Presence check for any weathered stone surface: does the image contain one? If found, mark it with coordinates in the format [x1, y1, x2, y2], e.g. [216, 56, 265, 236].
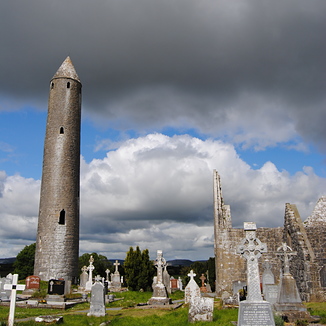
[188, 296, 214, 323]
[34, 57, 81, 282]
[87, 281, 106, 317]
[238, 302, 275, 326]
[35, 316, 63, 323]
[213, 170, 326, 302]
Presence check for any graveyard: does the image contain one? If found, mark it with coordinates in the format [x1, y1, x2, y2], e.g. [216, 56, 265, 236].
[1, 246, 326, 325]
[1, 58, 325, 326]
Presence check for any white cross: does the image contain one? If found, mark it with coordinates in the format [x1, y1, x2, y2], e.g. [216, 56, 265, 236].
[105, 269, 110, 281]
[188, 270, 196, 280]
[114, 260, 120, 273]
[4, 274, 26, 326]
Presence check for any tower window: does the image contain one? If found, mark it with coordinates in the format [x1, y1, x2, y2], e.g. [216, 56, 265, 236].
[60, 127, 64, 134]
[59, 209, 65, 225]
[67, 82, 70, 88]
[51, 82, 54, 89]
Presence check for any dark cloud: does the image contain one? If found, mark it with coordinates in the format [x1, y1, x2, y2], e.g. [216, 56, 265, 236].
[1, 0, 325, 149]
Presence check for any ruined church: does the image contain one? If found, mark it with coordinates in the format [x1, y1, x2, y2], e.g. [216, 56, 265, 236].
[213, 170, 326, 302]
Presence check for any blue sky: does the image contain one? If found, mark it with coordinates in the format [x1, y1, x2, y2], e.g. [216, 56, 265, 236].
[0, 0, 326, 261]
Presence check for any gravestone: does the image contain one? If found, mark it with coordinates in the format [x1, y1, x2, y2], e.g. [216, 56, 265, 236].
[170, 277, 178, 291]
[110, 260, 121, 290]
[80, 266, 88, 289]
[264, 284, 279, 305]
[178, 276, 183, 290]
[185, 270, 201, 304]
[274, 243, 311, 322]
[199, 274, 207, 293]
[236, 222, 274, 326]
[188, 296, 214, 322]
[262, 260, 275, 296]
[105, 269, 110, 282]
[25, 275, 40, 290]
[163, 264, 171, 294]
[148, 250, 171, 305]
[85, 255, 95, 291]
[0, 277, 11, 301]
[48, 279, 65, 295]
[87, 276, 106, 317]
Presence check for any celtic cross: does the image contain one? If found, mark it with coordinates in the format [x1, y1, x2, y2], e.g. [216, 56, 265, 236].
[237, 222, 267, 301]
[276, 242, 297, 274]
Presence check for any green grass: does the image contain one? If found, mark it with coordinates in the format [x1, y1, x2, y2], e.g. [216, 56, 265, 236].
[305, 301, 326, 324]
[8, 292, 326, 326]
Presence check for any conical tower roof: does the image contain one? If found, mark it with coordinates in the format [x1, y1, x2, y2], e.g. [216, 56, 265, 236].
[52, 56, 80, 83]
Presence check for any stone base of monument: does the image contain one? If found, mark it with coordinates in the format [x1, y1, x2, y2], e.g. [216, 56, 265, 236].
[148, 283, 172, 305]
[237, 301, 275, 326]
[46, 294, 66, 302]
[274, 303, 313, 323]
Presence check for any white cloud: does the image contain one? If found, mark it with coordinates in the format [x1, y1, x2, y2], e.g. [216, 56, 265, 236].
[1, 134, 325, 260]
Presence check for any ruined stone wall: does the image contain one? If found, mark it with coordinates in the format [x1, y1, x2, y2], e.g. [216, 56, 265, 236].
[215, 226, 283, 296]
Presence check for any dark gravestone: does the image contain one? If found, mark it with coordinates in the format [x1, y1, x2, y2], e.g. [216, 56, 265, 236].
[48, 279, 65, 295]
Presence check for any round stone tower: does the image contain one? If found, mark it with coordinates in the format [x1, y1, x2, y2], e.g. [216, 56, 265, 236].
[34, 57, 82, 282]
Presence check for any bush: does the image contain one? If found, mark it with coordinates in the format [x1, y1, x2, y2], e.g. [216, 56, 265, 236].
[295, 320, 308, 326]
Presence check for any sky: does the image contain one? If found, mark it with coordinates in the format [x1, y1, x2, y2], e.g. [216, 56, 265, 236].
[0, 0, 326, 262]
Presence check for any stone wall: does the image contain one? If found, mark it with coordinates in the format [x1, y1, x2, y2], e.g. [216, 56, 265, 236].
[213, 170, 326, 301]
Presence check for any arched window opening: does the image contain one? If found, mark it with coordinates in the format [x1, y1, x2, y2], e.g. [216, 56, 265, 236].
[59, 209, 65, 225]
[67, 82, 70, 88]
[51, 82, 54, 89]
[60, 127, 64, 134]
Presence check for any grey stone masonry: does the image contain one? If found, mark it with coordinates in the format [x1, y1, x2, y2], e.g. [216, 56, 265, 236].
[34, 57, 82, 282]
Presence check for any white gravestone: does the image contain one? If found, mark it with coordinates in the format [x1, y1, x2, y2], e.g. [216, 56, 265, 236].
[87, 275, 106, 317]
[80, 266, 88, 289]
[236, 222, 275, 326]
[4, 274, 26, 326]
[185, 270, 200, 304]
[148, 250, 171, 305]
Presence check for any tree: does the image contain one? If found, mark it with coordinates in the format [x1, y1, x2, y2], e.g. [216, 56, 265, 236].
[124, 246, 155, 291]
[13, 243, 36, 279]
[78, 252, 113, 277]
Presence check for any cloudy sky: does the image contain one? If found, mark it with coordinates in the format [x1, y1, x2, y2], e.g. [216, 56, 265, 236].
[0, 0, 325, 262]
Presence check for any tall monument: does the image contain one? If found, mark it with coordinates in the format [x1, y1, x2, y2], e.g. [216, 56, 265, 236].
[34, 57, 82, 282]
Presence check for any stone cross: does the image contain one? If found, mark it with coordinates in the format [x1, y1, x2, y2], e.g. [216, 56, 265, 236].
[154, 250, 166, 284]
[95, 275, 102, 282]
[114, 260, 120, 274]
[87, 255, 95, 282]
[200, 274, 206, 287]
[237, 222, 267, 301]
[81, 265, 88, 274]
[4, 274, 25, 326]
[276, 242, 297, 274]
[105, 268, 110, 281]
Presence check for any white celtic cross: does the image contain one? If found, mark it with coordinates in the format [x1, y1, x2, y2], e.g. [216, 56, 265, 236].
[4, 274, 26, 326]
[237, 222, 267, 302]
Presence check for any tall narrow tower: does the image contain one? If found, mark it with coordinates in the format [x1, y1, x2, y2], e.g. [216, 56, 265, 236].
[34, 57, 82, 282]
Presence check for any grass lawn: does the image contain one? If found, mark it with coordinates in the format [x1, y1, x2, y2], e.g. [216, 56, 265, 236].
[0, 292, 325, 325]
